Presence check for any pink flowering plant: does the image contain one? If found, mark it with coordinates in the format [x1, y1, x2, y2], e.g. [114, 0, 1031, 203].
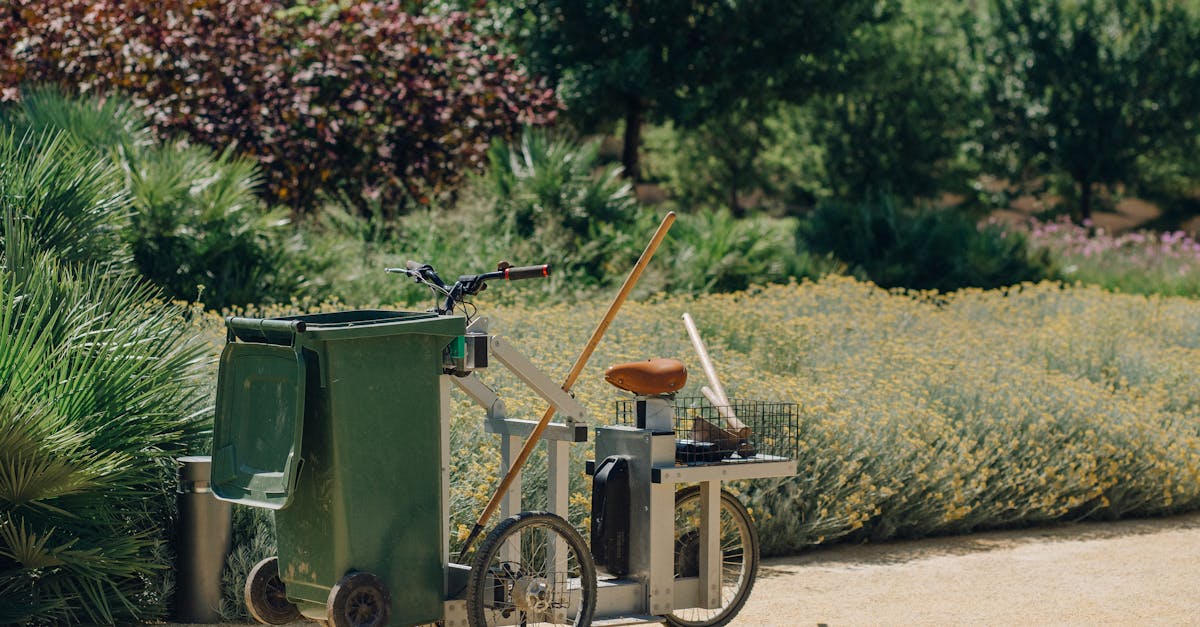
[1022, 216, 1200, 297]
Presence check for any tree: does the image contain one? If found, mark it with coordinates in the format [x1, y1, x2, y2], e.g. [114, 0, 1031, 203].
[807, 1, 975, 201]
[511, 0, 885, 180]
[971, 0, 1200, 220]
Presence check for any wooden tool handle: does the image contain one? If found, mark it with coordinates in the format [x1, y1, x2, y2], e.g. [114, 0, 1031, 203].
[702, 385, 748, 431]
[458, 211, 677, 559]
[683, 312, 747, 432]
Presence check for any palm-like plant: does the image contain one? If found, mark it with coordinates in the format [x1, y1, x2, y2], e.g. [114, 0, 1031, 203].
[0, 129, 131, 270]
[667, 208, 808, 293]
[0, 220, 211, 625]
[128, 140, 296, 307]
[3, 87, 298, 308]
[0, 124, 212, 623]
[485, 129, 642, 287]
[0, 85, 151, 156]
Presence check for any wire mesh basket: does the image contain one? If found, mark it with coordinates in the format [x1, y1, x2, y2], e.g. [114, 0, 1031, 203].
[615, 397, 798, 465]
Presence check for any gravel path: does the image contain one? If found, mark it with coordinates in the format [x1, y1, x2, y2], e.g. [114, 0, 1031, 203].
[736, 511, 1200, 626]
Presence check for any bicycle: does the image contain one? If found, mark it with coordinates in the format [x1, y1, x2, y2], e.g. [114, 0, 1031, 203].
[220, 258, 797, 627]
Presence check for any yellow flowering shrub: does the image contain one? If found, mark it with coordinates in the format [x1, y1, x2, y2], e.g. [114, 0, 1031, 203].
[196, 276, 1200, 556]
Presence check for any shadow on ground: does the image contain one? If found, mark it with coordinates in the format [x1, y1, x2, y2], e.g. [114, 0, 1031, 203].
[758, 509, 1200, 578]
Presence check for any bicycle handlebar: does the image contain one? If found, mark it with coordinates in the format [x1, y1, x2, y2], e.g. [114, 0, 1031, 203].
[396, 260, 448, 288]
[387, 260, 551, 314]
[501, 264, 550, 281]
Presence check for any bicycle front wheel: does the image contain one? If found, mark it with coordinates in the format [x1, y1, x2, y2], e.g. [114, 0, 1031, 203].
[466, 511, 597, 627]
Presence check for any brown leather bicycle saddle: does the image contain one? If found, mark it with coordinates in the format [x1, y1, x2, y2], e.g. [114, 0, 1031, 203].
[604, 358, 688, 395]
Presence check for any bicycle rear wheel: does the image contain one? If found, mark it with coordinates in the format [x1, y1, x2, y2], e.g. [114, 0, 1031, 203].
[666, 486, 759, 627]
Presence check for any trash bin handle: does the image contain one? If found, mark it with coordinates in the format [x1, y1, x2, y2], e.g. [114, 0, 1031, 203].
[225, 317, 307, 344]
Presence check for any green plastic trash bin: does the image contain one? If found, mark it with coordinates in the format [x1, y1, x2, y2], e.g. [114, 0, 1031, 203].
[212, 310, 465, 625]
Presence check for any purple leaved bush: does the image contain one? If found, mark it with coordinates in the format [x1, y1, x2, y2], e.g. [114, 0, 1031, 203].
[0, 0, 560, 212]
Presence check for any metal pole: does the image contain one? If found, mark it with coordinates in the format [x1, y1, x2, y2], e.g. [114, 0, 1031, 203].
[174, 455, 233, 623]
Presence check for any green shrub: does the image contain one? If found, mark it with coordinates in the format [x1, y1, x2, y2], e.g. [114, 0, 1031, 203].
[483, 129, 644, 288]
[642, 114, 815, 216]
[0, 223, 210, 625]
[127, 141, 298, 307]
[2, 88, 300, 308]
[664, 208, 835, 294]
[802, 195, 1054, 291]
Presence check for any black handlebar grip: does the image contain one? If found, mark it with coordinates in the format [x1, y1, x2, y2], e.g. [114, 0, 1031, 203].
[503, 264, 551, 280]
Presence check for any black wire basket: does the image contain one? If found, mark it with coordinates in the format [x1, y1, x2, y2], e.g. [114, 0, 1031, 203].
[616, 397, 799, 465]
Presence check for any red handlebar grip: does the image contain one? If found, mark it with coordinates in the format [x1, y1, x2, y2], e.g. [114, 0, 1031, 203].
[504, 264, 551, 280]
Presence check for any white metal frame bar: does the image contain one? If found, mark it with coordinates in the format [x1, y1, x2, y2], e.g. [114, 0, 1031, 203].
[489, 335, 586, 423]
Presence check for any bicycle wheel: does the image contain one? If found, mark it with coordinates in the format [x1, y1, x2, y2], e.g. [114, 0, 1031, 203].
[666, 486, 759, 627]
[466, 511, 597, 627]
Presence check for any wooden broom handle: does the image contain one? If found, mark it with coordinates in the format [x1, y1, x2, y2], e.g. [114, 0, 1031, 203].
[684, 313, 748, 431]
[458, 211, 677, 558]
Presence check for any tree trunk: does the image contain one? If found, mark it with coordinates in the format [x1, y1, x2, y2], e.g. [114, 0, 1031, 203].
[622, 96, 643, 182]
[726, 160, 743, 218]
[1079, 179, 1093, 223]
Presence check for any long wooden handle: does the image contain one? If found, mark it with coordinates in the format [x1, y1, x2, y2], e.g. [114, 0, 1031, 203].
[458, 211, 677, 558]
[684, 313, 748, 431]
[682, 313, 726, 403]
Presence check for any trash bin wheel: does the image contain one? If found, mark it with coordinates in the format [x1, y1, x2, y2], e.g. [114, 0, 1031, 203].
[245, 556, 302, 625]
[327, 570, 391, 627]
[665, 486, 759, 627]
[466, 511, 597, 627]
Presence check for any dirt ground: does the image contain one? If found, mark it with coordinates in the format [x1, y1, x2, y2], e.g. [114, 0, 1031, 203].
[737, 510, 1200, 626]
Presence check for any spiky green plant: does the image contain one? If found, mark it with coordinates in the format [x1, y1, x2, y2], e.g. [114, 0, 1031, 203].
[484, 129, 642, 286]
[0, 121, 212, 625]
[665, 208, 831, 293]
[0, 128, 131, 270]
[127, 140, 297, 307]
[2, 87, 299, 308]
[0, 219, 211, 624]
[0, 85, 151, 156]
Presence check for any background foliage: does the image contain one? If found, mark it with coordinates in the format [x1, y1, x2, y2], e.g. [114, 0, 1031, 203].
[802, 195, 1054, 291]
[0, 131, 210, 623]
[0, 0, 558, 213]
[969, 0, 1200, 220]
[807, 1, 975, 201]
[5, 0, 1200, 622]
[509, 0, 885, 179]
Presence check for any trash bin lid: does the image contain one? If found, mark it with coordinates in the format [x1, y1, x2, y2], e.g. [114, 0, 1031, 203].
[211, 342, 306, 509]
